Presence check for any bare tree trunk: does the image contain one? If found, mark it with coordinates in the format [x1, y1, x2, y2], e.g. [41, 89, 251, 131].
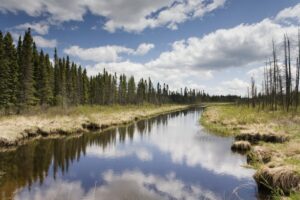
[272, 41, 277, 110]
[284, 35, 290, 112]
[288, 38, 292, 109]
[296, 29, 300, 111]
[296, 58, 299, 110]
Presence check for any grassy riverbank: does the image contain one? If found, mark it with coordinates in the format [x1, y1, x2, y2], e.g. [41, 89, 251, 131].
[0, 104, 188, 148]
[201, 104, 300, 199]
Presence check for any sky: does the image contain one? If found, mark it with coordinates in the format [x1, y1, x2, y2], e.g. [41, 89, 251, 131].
[0, 0, 300, 96]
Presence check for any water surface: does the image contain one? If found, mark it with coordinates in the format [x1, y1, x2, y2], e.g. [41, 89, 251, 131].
[0, 108, 257, 200]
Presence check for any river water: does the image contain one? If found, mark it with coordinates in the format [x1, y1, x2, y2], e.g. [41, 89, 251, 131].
[0, 108, 257, 200]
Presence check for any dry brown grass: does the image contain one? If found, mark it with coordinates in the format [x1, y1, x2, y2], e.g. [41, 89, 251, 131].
[231, 141, 251, 152]
[254, 166, 300, 194]
[247, 146, 272, 165]
[201, 105, 300, 198]
[0, 104, 187, 147]
[235, 132, 289, 144]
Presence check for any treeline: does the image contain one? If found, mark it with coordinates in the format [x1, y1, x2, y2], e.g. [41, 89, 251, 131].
[0, 28, 221, 114]
[247, 31, 300, 112]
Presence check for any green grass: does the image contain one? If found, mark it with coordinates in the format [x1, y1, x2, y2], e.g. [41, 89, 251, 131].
[0, 103, 182, 119]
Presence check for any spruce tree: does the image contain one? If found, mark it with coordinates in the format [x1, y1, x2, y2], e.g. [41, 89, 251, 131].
[0, 31, 10, 111]
[33, 42, 41, 103]
[3, 32, 19, 108]
[82, 69, 89, 104]
[127, 76, 136, 104]
[20, 28, 35, 107]
[39, 50, 52, 105]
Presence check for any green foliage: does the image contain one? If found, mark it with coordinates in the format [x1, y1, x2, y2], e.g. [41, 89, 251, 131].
[0, 29, 238, 114]
[19, 28, 36, 106]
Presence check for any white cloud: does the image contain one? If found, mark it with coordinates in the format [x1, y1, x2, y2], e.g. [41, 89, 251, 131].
[147, 19, 298, 71]
[221, 78, 249, 92]
[86, 60, 212, 92]
[100, 0, 226, 33]
[275, 3, 300, 24]
[0, 0, 226, 33]
[32, 36, 57, 48]
[134, 43, 155, 55]
[64, 43, 155, 62]
[83, 14, 299, 94]
[14, 22, 49, 35]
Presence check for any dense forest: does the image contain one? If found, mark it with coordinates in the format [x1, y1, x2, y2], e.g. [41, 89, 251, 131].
[247, 31, 300, 112]
[0, 28, 240, 114]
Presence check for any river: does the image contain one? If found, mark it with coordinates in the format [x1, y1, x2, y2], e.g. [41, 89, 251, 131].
[0, 107, 257, 200]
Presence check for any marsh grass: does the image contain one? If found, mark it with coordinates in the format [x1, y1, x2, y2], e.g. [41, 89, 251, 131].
[200, 104, 300, 199]
[0, 104, 187, 146]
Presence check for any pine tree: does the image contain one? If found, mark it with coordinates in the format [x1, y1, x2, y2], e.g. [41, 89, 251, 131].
[45, 54, 54, 104]
[0, 31, 10, 111]
[81, 69, 89, 104]
[3, 32, 19, 108]
[20, 28, 35, 107]
[33, 42, 41, 103]
[65, 56, 72, 104]
[127, 76, 136, 104]
[39, 50, 52, 105]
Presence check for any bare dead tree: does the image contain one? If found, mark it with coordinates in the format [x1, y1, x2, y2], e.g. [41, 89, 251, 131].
[251, 77, 256, 108]
[296, 29, 300, 110]
[272, 40, 278, 110]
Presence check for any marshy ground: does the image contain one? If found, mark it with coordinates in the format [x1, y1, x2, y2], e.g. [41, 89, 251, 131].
[201, 104, 300, 199]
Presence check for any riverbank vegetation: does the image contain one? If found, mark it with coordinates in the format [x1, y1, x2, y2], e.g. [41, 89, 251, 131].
[201, 104, 300, 198]
[201, 31, 300, 199]
[201, 32, 300, 198]
[0, 104, 187, 148]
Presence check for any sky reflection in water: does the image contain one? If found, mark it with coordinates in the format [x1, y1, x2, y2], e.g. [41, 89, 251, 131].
[0, 108, 257, 200]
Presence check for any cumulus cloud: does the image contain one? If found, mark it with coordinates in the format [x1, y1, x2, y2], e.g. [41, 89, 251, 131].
[147, 19, 298, 71]
[221, 78, 249, 92]
[99, 0, 226, 33]
[275, 3, 300, 24]
[0, 0, 226, 33]
[14, 21, 49, 35]
[64, 43, 154, 62]
[135, 43, 155, 55]
[32, 36, 57, 48]
[86, 60, 213, 91]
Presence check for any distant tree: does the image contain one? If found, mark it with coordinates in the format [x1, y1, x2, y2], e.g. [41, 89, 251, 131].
[127, 76, 136, 104]
[81, 69, 89, 104]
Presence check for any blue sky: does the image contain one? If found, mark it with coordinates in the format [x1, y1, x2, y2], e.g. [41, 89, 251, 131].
[1, 0, 300, 95]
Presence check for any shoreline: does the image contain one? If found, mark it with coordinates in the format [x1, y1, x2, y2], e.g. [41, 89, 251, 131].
[0, 104, 189, 150]
[200, 104, 300, 199]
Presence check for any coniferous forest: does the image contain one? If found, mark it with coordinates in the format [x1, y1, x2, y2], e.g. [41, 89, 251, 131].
[0, 28, 239, 114]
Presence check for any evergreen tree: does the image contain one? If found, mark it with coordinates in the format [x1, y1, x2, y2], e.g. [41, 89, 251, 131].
[0, 31, 10, 110]
[33, 42, 41, 103]
[81, 69, 89, 104]
[19, 28, 35, 106]
[3, 32, 19, 108]
[127, 76, 136, 104]
[39, 50, 52, 105]
[45, 54, 54, 104]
